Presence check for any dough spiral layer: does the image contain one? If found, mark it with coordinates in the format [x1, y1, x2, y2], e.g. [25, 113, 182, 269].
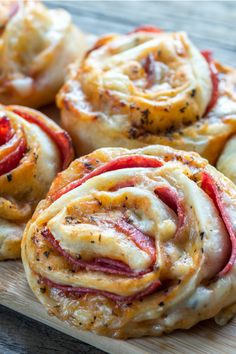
[0, 105, 73, 259]
[22, 145, 236, 338]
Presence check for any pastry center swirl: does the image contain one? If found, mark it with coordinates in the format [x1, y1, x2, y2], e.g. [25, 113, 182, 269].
[80, 31, 212, 134]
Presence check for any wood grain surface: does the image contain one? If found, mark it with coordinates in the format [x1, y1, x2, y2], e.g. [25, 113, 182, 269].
[1, 1, 236, 354]
[48, 0, 236, 65]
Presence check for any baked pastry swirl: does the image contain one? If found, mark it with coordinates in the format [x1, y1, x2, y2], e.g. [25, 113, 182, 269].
[22, 145, 236, 338]
[0, 105, 73, 260]
[57, 26, 236, 172]
[0, 0, 86, 108]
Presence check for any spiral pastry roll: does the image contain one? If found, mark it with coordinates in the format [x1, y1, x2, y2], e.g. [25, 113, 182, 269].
[0, 105, 73, 260]
[22, 145, 236, 338]
[0, 0, 86, 108]
[57, 26, 236, 169]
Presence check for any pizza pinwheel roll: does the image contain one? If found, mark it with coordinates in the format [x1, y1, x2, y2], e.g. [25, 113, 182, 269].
[0, 0, 86, 108]
[57, 26, 236, 169]
[0, 105, 73, 260]
[22, 145, 236, 338]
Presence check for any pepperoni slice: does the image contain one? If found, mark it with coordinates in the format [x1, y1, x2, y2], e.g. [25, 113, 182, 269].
[12, 109, 73, 169]
[41, 228, 150, 277]
[155, 185, 186, 239]
[201, 51, 219, 114]
[143, 53, 156, 89]
[201, 171, 236, 275]
[52, 155, 162, 201]
[0, 117, 13, 146]
[0, 134, 26, 177]
[130, 25, 162, 34]
[113, 219, 156, 263]
[40, 276, 161, 303]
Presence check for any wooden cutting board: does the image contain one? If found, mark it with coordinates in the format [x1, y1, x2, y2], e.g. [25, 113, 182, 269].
[0, 261, 235, 354]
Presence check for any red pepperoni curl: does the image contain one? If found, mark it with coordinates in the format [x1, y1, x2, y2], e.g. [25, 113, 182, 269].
[201, 172, 236, 276]
[0, 135, 27, 177]
[155, 186, 186, 240]
[12, 109, 74, 169]
[41, 228, 151, 277]
[53, 155, 163, 201]
[201, 51, 219, 115]
[113, 219, 156, 263]
[0, 117, 13, 146]
[129, 25, 162, 34]
[143, 54, 156, 89]
[40, 276, 161, 303]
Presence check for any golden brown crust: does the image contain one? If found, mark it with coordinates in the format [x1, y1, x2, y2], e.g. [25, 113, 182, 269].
[0, 104, 73, 260]
[0, 0, 87, 108]
[22, 145, 236, 338]
[0, 221, 23, 260]
[57, 29, 236, 171]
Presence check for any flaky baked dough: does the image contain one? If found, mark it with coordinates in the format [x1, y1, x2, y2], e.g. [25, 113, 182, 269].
[57, 27, 236, 183]
[0, 104, 73, 260]
[0, 0, 86, 108]
[22, 145, 236, 338]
